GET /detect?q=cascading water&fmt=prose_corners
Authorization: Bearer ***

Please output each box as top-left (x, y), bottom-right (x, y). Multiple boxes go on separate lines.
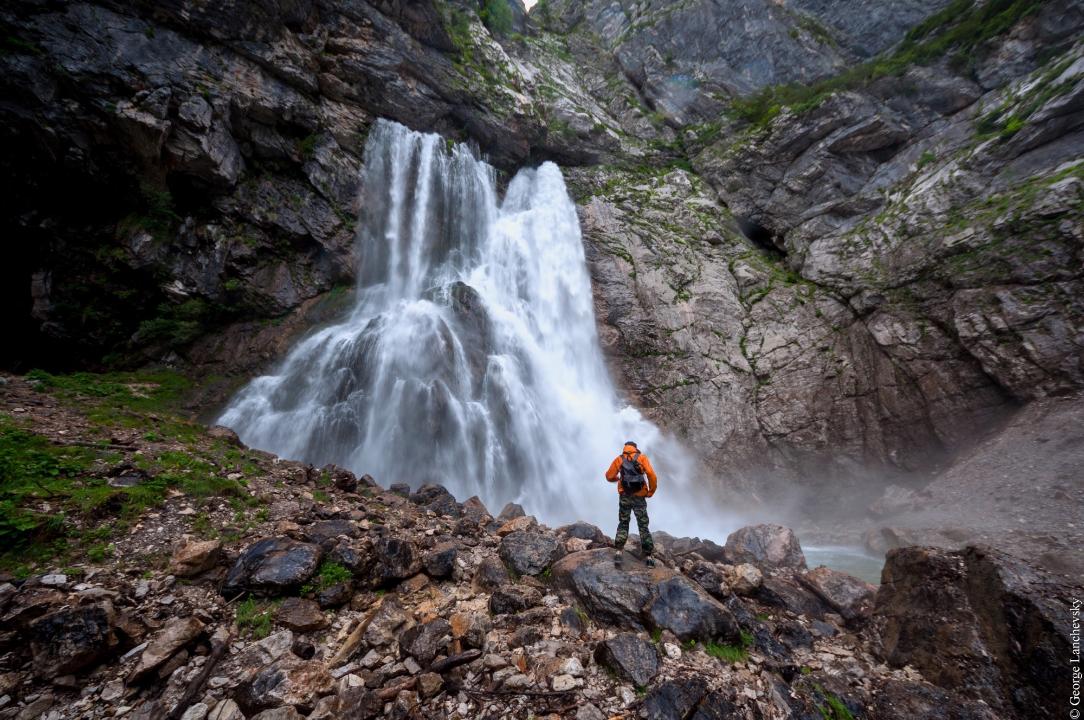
top-left (219, 119), bottom-right (736, 536)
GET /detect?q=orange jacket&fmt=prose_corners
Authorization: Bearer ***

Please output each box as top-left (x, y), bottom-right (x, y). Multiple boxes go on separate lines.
top-left (605, 444), bottom-right (658, 497)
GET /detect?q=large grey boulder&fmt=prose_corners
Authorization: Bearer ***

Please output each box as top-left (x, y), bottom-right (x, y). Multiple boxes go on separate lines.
top-left (498, 530), bottom-right (562, 576)
top-left (799, 566), bottom-right (877, 624)
top-left (222, 538), bottom-right (322, 596)
top-left (645, 577), bottom-right (740, 642)
top-left (723, 524), bottom-right (806, 571)
top-left (29, 602), bottom-right (118, 679)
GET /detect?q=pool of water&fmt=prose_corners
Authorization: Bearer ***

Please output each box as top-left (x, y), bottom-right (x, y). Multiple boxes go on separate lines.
top-left (804, 546), bottom-right (885, 585)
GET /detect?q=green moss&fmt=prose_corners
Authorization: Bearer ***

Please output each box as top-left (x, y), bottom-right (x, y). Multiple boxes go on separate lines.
top-left (704, 640), bottom-right (747, 663)
top-left (480, 0), bottom-right (514, 35)
top-left (298, 133), bottom-right (319, 159)
top-left (300, 560), bottom-right (352, 595)
top-left (917, 150), bottom-right (938, 169)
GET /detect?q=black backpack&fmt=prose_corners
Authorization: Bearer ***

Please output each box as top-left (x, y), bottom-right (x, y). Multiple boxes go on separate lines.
top-left (620, 452), bottom-right (647, 494)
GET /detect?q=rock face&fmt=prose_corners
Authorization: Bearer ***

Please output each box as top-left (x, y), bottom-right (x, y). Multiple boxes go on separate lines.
top-left (222, 537), bottom-right (322, 596)
top-left (873, 545), bottom-right (1082, 719)
top-left (724, 525), bottom-right (807, 571)
top-left (799, 566), bottom-right (877, 624)
top-left (498, 530), bottom-right (562, 576)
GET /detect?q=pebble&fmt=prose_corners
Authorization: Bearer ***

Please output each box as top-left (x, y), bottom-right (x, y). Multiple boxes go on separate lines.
top-left (663, 642), bottom-right (682, 660)
top-left (552, 674), bottom-right (579, 691)
top-left (40, 574), bottom-right (66, 587)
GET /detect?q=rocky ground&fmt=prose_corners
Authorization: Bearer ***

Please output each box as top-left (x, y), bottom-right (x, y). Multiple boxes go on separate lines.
top-left (0, 373), bottom-right (1079, 719)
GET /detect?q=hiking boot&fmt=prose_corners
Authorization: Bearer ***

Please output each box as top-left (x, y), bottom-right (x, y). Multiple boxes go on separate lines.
top-left (614, 551), bottom-right (623, 567)
top-left (645, 557), bottom-right (656, 568)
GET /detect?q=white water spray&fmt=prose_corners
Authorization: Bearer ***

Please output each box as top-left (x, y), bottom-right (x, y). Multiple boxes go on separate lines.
top-left (219, 120), bottom-right (739, 538)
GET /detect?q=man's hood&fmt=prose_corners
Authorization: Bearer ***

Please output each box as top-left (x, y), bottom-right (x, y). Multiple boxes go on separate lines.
top-left (622, 444), bottom-right (638, 455)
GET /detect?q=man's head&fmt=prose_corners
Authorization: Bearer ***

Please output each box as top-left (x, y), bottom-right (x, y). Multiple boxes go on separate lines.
top-left (623, 441), bottom-right (637, 452)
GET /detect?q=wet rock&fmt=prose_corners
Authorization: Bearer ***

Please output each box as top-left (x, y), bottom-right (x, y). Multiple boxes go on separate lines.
top-left (369, 537), bottom-right (422, 586)
top-left (723, 525), bottom-right (806, 571)
top-left (169, 539), bottom-right (223, 577)
top-left (645, 577), bottom-right (740, 642)
top-left (873, 545), bottom-right (1080, 718)
top-left (275, 598), bottom-right (328, 633)
top-left (498, 531), bottom-right (562, 576)
top-left (488, 585), bottom-right (542, 615)
top-left (399, 618), bottom-right (451, 665)
top-left (128, 616), bottom-right (205, 683)
top-left (29, 602), bottom-right (118, 679)
top-left (799, 566), bottom-right (877, 624)
top-left (684, 561), bottom-right (729, 600)
top-left (593, 633), bottom-right (659, 686)
top-left (222, 537), bottom-right (322, 596)
top-left (424, 541), bottom-right (458, 579)
top-left (496, 503), bottom-right (525, 522)
top-left (641, 677), bottom-right (709, 720)
top-left (558, 606), bottom-right (586, 635)
top-left (471, 556), bottom-right (510, 592)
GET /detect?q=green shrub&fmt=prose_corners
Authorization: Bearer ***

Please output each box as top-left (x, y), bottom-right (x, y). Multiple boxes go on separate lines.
top-left (481, 0), bottom-right (514, 35)
top-left (301, 560), bottom-right (352, 595)
top-left (236, 596), bottom-right (276, 638)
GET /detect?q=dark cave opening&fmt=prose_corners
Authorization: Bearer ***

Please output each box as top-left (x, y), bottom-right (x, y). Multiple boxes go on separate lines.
top-left (735, 215), bottom-right (785, 256)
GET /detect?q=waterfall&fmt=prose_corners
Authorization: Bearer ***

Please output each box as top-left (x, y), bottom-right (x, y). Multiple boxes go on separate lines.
top-left (219, 119), bottom-right (731, 536)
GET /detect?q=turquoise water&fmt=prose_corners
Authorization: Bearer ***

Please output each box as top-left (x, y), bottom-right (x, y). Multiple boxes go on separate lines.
top-left (804, 546), bottom-right (885, 585)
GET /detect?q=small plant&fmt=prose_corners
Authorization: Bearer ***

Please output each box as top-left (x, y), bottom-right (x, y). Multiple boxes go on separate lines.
top-left (917, 150), bottom-right (937, 169)
top-left (704, 640), bottom-right (748, 663)
top-left (87, 543), bottom-right (115, 562)
top-left (813, 684), bottom-right (855, 720)
top-left (312, 489), bottom-right (331, 503)
top-left (301, 561), bottom-right (352, 595)
top-left (651, 627), bottom-right (663, 644)
top-left (236, 596), bottom-right (276, 639)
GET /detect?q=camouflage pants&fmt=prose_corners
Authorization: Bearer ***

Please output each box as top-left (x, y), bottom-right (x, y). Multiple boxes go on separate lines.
top-left (614, 494), bottom-right (654, 555)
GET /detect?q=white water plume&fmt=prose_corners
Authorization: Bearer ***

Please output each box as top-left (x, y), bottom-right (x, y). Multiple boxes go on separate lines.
top-left (219, 119), bottom-right (739, 538)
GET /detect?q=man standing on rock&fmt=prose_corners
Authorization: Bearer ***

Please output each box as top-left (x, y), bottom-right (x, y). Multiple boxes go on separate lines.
top-left (605, 441), bottom-right (658, 567)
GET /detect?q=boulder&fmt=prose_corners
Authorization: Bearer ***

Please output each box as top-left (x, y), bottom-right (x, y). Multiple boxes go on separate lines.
top-left (498, 531), bottom-right (561, 576)
top-left (471, 556), bottom-right (510, 591)
top-left (208, 425), bottom-right (243, 447)
top-left (653, 531), bottom-right (727, 563)
top-left (389, 483), bottom-right (411, 497)
top-left (410, 484), bottom-right (461, 517)
top-left (369, 537), bottom-right (422, 586)
top-left (799, 566), bottom-right (876, 624)
top-left (128, 616), bottom-right (205, 683)
top-left (424, 541), bottom-right (458, 579)
top-left (398, 618), bottom-right (451, 664)
top-left (327, 540), bottom-right (373, 577)
top-left (169, 539), bottom-right (223, 577)
top-left (683, 561), bottom-right (729, 600)
top-left (756, 577), bottom-right (831, 619)
top-left (319, 465), bottom-right (358, 493)
top-left (234, 655), bottom-right (333, 713)
top-left (873, 545), bottom-right (1080, 718)
top-left (723, 563), bottom-right (763, 595)
top-left (496, 515), bottom-right (538, 536)
top-left (592, 633), bottom-right (659, 686)
top-left (316, 582), bottom-right (352, 609)
top-left (496, 502), bottom-right (525, 522)
top-left (276, 598), bottom-right (328, 633)
top-left (222, 538), bottom-right (322, 596)
top-left (641, 677), bottom-right (709, 720)
top-left (448, 612), bottom-right (491, 649)
top-left (303, 519), bottom-right (357, 545)
top-left (868, 679), bottom-right (1001, 720)
top-left (207, 699), bottom-right (245, 720)
top-left (29, 602), bottom-right (118, 679)
top-left (723, 525), bottom-right (806, 571)
top-left (461, 496), bottom-right (491, 523)
top-left (551, 549), bottom-right (664, 629)
top-left (555, 521), bottom-right (609, 547)
top-left (488, 585), bottom-right (542, 615)
top-left (363, 596), bottom-right (410, 647)
top-left (645, 577), bottom-right (740, 642)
